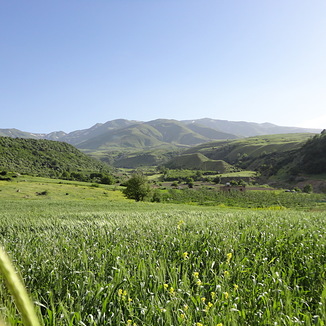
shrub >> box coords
[122,173,152,201]
[303,184,313,193]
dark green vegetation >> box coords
[293,130,326,174]
[0,137,114,183]
[0,176,325,325]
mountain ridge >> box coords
[0,118,320,151]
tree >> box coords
[100,174,115,185]
[303,184,313,193]
[185,177,194,188]
[122,173,151,201]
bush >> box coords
[122,173,152,201]
[100,175,115,185]
[303,184,313,193]
[151,190,162,202]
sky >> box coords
[1,0,326,133]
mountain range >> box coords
[0,118,320,151]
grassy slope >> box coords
[164,153,233,172]
[184,133,315,163]
[0,177,325,325]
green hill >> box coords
[77,123,167,149]
[163,153,233,172]
[0,136,111,178]
[184,133,315,166]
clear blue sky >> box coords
[1,0,326,133]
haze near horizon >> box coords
[1,1,325,133]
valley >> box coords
[0,120,326,325]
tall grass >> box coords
[0,247,40,326]
[0,199,325,325]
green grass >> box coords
[0,177,325,325]
[219,171,257,178]
[0,177,123,201]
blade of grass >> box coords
[0,246,41,326]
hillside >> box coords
[295,130,326,174]
[163,153,233,172]
[0,137,111,178]
[1,119,320,169]
[183,133,315,167]
[77,123,166,149]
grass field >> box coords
[0,177,326,325]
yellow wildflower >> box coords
[196,323,204,326]
[201,297,206,303]
[183,304,189,311]
[210,291,216,299]
[196,279,203,286]
[234,284,239,291]
[224,270,230,277]
[169,286,175,294]
[180,313,185,319]
[216,324,223,326]
[163,283,169,289]
[193,271,199,278]
[204,301,213,312]
[226,252,232,264]
[177,220,185,230]
[183,252,189,259]
[223,292,229,300]
[118,288,127,300]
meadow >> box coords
[0,177,325,325]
